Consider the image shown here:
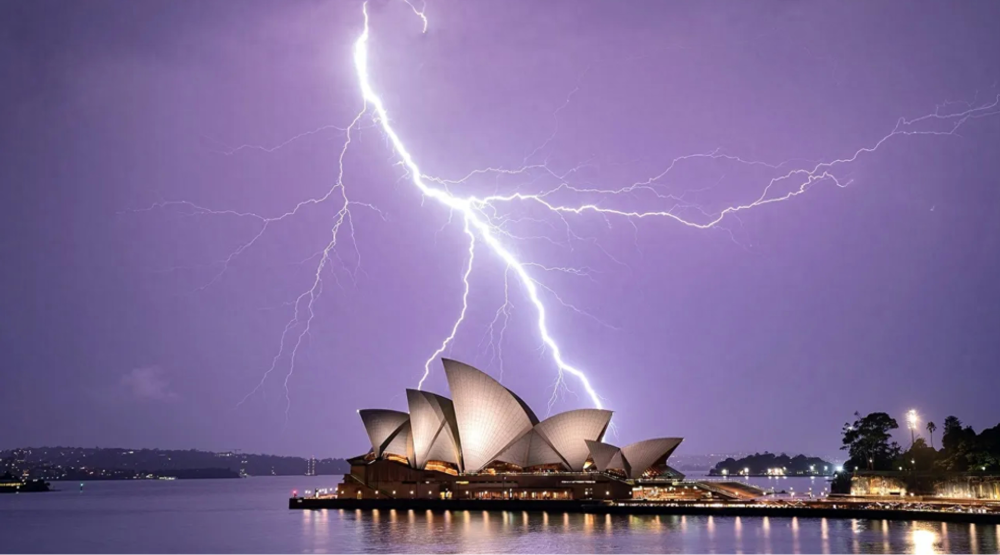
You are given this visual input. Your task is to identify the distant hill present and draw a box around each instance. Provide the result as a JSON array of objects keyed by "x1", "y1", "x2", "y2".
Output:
[
  {"x1": 1, "y1": 447, "x2": 350, "y2": 481},
  {"x1": 709, "y1": 452, "x2": 833, "y2": 476}
]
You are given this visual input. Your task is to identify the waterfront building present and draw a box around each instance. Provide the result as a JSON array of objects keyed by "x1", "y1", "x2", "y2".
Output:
[{"x1": 335, "y1": 358, "x2": 723, "y2": 501}]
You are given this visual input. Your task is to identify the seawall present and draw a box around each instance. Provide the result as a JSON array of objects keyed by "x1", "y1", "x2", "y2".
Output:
[{"x1": 290, "y1": 497, "x2": 1000, "y2": 524}]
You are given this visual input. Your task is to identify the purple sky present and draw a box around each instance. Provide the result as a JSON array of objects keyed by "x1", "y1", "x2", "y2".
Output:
[{"x1": 2, "y1": 0, "x2": 999, "y2": 461}]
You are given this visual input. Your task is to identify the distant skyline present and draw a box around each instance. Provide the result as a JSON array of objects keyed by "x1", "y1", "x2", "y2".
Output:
[{"x1": 2, "y1": 0, "x2": 999, "y2": 459}]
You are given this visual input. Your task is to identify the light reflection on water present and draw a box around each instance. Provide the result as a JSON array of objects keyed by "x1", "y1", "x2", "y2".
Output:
[{"x1": 320, "y1": 509, "x2": 998, "y2": 554}]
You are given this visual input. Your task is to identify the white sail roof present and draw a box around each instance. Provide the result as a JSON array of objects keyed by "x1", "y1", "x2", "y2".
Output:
[
  {"x1": 620, "y1": 438, "x2": 683, "y2": 479},
  {"x1": 358, "y1": 409, "x2": 411, "y2": 460},
  {"x1": 534, "y1": 409, "x2": 613, "y2": 471},
  {"x1": 443, "y1": 358, "x2": 537, "y2": 472},
  {"x1": 585, "y1": 437, "x2": 683, "y2": 479},
  {"x1": 406, "y1": 389, "x2": 462, "y2": 470},
  {"x1": 585, "y1": 439, "x2": 624, "y2": 472}
]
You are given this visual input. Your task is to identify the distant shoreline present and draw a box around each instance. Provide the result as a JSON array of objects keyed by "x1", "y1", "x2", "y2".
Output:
[
  {"x1": 47, "y1": 473, "x2": 348, "y2": 482},
  {"x1": 3, "y1": 447, "x2": 350, "y2": 482},
  {"x1": 709, "y1": 473, "x2": 834, "y2": 478}
]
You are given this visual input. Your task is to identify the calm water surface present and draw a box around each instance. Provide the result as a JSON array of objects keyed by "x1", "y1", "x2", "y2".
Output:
[{"x1": 1, "y1": 477, "x2": 997, "y2": 553}]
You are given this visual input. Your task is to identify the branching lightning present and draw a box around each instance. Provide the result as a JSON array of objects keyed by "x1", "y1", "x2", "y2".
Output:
[
  {"x1": 213, "y1": 123, "x2": 349, "y2": 156},
  {"x1": 401, "y1": 0, "x2": 428, "y2": 34},
  {"x1": 131, "y1": 0, "x2": 1000, "y2": 423},
  {"x1": 418, "y1": 218, "x2": 476, "y2": 390},
  {"x1": 236, "y1": 106, "x2": 371, "y2": 420},
  {"x1": 481, "y1": 265, "x2": 512, "y2": 383},
  {"x1": 351, "y1": 1, "x2": 999, "y2": 414},
  {"x1": 352, "y1": 2, "x2": 607, "y2": 410}
]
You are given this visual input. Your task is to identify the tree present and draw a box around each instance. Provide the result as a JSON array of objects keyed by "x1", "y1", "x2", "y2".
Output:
[
  {"x1": 937, "y1": 420, "x2": 1000, "y2": 472},
  {"x1": 895, "y1": 437, "x2": 939, "y2": 471},
  {"x1": 841, "y1": 412, "x2": 902, "y2": 471},
  {"x1": 942, "y1": 416, "x2": 965, "y2": 452},
  {"x1": 926, "y1": 421, "x2": 937, "y2": 449},
  {"x1": 939, "y1": 415, "x2": 980, "y2": 471}
]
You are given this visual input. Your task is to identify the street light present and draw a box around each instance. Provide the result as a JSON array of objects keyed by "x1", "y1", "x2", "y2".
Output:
[{"x1": 907, "y1": 409, "x2": 919, "y2": 448}]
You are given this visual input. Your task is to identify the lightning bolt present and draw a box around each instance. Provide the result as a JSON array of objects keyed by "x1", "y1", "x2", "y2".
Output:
[
  {"x1": 418, "y1": 217, "x2": 475, "y2": 390},
  {"x1": 130, "y1": 0, "x2": 1000, "y2": 424},
  {"x1": 485, "y1": 265, "x2": 512, "y2": 382},
  {"x1": 235, "y1": 106, "x2": 371, "y2": 422},
  {"x1": 353, "y1": 2, "x2": 1000, "y2": 414},
  {"x1": 480, "y1": 98, "x2": 1000, "y2": 229},
  {"x1": 401, "y1": 0, "x2": 428, "y2": 34},
  {"x1": 210, "y1": 123, "x2": 349, "y2": 156},
  {"x1": 354, "y1": 3, "x2": 606, "y2": 409}
]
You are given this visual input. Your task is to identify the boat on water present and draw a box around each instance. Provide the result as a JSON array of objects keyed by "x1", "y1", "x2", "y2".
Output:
[{"x1": 0, "y1": 472, "x2": 50, "y2": 493}]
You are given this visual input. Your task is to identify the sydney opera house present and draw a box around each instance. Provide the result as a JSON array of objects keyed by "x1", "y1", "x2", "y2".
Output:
[{"x1": 334, "y1": 359, "x2": 690, "y2": 501}]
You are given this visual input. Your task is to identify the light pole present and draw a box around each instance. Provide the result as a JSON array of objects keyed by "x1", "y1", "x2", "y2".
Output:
[{"x1": 907, "y1": 409, "x2": 919, "y2": 448}]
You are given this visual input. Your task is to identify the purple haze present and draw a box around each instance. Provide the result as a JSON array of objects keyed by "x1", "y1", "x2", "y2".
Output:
[{"x1": 1, "y1": 0, "x2": 999, "y2": 460}]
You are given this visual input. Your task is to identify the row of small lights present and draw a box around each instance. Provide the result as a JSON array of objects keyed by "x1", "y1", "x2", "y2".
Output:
[
  {"x1": 294, "y1": 488, "x2": 615, "y2": 498},
  {"x1": 721, "y1": 464, "x2": 836, "y2": 476}
]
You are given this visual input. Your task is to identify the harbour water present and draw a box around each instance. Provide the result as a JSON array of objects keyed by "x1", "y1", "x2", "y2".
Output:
[{"x1": 1, "y1": 476, "x2": 997, "y2": 554}]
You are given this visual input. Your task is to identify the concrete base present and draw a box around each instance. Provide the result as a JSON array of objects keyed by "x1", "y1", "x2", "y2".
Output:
[{"x1": 290, "y1": 497, "x2": 1000, "y2": 524}]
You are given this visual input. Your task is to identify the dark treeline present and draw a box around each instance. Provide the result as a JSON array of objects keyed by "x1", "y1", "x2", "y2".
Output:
[
  {"x1": 840, "y1": 413, "x2": 999, "y2": 472},
  {"x1": 833, "y1": 412, "x2": 1000, "y2": 492},
  {"x1": 710, "y1": 453, "x2": 833, "y2": 476}
]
